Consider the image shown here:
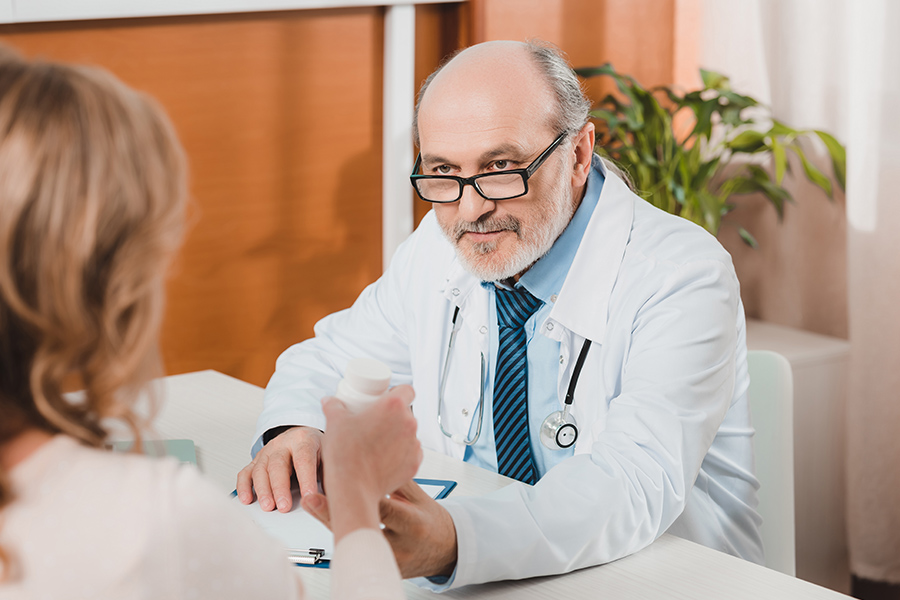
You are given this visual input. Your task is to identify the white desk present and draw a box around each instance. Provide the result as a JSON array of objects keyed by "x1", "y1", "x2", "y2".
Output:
[{"x1": 151, "y1": 370, "x2": 850, "y2": 600}]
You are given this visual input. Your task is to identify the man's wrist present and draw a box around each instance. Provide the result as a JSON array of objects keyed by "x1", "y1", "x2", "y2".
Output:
[
  {"x1": 262, "y1": 425, "x2": 296, "y2": 445},
  {"x1": 436, "y1": 540, "x2": 458, "y2": 578}
]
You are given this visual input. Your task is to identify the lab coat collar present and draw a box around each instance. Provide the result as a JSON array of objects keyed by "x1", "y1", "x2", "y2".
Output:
[
  {"x1": 442, "y1": 255, "x2": 481, "y2": 308},
  {"x1": 548, "y1": 157, "x2": 634, "y2": 345}
]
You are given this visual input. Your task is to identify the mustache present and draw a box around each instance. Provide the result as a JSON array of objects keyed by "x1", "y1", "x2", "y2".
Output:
[{"x1": 451, "y1": 216, "x2": 521, "y2": 241}]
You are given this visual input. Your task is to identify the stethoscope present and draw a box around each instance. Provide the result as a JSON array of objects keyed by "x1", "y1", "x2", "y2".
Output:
[{"x1": 437, "y1": 306, "x2": 592, "y2": 450}]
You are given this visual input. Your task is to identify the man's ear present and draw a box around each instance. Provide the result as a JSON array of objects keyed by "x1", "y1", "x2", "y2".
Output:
[{"x1": 570, "y1": 122, "x2": 595, "y2": 188}]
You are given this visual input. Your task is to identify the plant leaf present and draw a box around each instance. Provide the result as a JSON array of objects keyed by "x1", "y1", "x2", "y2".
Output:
[
  {"x1": 720, "y1": 90, "x2": 758, "y2": 109},
  {"x1": 683, "y1": 90, "x2": 705, "y2": 103},
  {"x1": 576, "y1": 61, "x2": 846, "y2": 250},
  {"x1": 728, "y1": 130, "x2": 767, "y2": 152},
  {"x1": 787, "y1": 143, "x2": 834, "y2": 197},
  {"x1": 695, "y1": 188, "x2": 723, "y2": 234},
  {"x1": 814, "y1": 130, "x2": 847, "y2": 190},
  {"x1": 738, "y1": 227, "x2": 759, "y2": 248},
  {"x1": 700, "y1": 68, "x2": 730, "y2": 91},
  {"x1": 771, "y1": 138, "x2": 787, "y2": 185},
  {"x1": 722, "y1": 165, "x2": 793, "y2": 219},
  {"x1": 769, "y1": 120, "x2": 797, "y2": 137},
  {"x1": 589, "y1": 108, "x2": 622, "y2": 130},
  {"x1": 574, "y1": 63, "x2": 616, "y2": 79},
  {"x1": 689, "y1": 99, "x2": 717, "y2": 140},
  {"x1": 658, "y1": 86, "x2": 685, "y2": 106}
]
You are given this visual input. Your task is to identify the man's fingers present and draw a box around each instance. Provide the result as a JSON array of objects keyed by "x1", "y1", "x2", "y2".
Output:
[
  {"x1": 235, "y1": 464, "x2": 256, "y2": 504},
  {"x1": 380, "y1": 480, "x2": 429, "y2": 529},
  {"x1": 378, "y1": 485, "x2": 458, "y2": 579},
  {"x1": 390, "y1": 479, "x2": 429, "y2": 503},
  {"x1": 378, "y1": 494, "x2": 410, "y2": 529},
  {"x1": 294, "y1": 442, "x2": 321, "y2": 498},
  {"x1": 300, "y1": 492, "x2": 332, "y2": 529},
  {"x1": 267, "y1": 452, "x2": 295, "y2": 512},
  {"x1": 251, "y1": 456, "x2": 276, "y2": 512}
]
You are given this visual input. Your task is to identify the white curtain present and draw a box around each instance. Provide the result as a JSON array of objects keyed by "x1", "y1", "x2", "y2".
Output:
[{"x1": 702, "y1": 0, "x2": 900, "y2": 586}]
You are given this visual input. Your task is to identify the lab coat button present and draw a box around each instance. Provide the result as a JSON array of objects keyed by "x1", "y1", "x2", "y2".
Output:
[
  {"x1": 461, "y1": 408, "x2": 469, "y2": 416},
  {"x1": 546, "y1": 322, "x2": 555, "y2": 331},
  {"x1": 479, "y1": 326, "x2": 487, "y2": 334},
  {"x1": 452, "y1": 288, "x2": 460, "y2": 296}
]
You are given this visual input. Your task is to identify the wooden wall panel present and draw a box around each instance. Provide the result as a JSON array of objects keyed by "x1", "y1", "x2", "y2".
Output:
[
  {"x1": 467, "y1": 0, "x2": 698, "y2": 106},
  {"x1": 0, "y1": 9, "x2": 387, "y2": 387}
]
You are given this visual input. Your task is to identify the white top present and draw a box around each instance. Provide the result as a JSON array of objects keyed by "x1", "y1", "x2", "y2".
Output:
[
  {"x1": 256, "y1": 158, "x2": 764, "y2": 588},
  {"x1": 0, "y1": 436, "x2": 403, "y2": 600}
]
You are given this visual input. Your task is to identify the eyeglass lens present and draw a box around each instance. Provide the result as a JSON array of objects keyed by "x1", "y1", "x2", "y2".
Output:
[{"x1": 416, "y1": 172, "x2": 525, "y2": 203}]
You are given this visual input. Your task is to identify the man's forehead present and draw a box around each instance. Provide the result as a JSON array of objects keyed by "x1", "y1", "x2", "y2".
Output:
[
  {"x1": 418, "y1": 49, "x2": 557, "y2": 158},
  {"x1": 420, "y1": 44, "x2": 556, "y2": 129}
]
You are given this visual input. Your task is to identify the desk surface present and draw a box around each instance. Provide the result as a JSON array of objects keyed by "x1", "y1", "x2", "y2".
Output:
[{"x1": 151, "y1": 370, "x2": 849, "y2": 600}]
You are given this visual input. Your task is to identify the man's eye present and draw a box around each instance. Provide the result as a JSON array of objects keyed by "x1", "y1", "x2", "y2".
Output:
[
  {"x1": 492, "y1": 160, "x2": 509, "y2": 170},
  {"x1": 436, "y1": 165, "x2": 452, "y2": 174}
]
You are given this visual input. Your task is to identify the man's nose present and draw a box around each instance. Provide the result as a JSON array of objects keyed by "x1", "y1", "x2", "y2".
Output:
[{"x1": 456, "y1": 183, "x2": 496, "y2": 223}]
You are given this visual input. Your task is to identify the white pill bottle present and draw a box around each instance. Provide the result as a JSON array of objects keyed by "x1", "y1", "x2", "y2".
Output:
[{"x1": 335, "y1": 357, "x2": 392, "y2": 412}]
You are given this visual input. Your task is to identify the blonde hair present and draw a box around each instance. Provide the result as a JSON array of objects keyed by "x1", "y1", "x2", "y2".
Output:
[{"x1": 0, "y1": 48, "x2": 187, "y2": 574}]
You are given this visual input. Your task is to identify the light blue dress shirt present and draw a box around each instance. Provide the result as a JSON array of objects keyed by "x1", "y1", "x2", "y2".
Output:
[{"x1": 463, "y1": 166, "x2": 604, "y2": 478}]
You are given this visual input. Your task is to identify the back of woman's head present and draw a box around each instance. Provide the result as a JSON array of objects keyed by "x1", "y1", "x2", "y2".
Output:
[{"x1": 0, "y1": 48, "x2": 187, "y2": 451}]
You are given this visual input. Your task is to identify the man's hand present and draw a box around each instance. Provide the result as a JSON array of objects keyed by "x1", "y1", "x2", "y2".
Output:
[
  {"x1": 235, "y1": 425, "x2": 324, "y2": 512},
  {"x1": 303, "y1": 478, "x2": 458, "y2": 579},
  {"x1": 380, "y1": 479, "x2": 458, "y2": 579}
]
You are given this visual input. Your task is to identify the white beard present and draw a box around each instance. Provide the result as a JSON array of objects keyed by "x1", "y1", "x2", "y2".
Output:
[{"x1": 440, "y1": 175, "x2": 577, "y2": 282}]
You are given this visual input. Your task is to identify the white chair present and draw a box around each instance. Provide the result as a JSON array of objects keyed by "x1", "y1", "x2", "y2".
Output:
[{"x1": 747, "y1": 350, "x2": 796, "y2": 576}]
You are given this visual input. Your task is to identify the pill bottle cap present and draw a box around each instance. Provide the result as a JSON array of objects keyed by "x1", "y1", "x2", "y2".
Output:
[{"x1": 340, "y1": 357, "x2": 391, "y2": 400}]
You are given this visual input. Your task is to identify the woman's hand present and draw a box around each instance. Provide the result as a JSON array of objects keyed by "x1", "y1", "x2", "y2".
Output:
[{"x1": 303, "y1": 385, "x2": 422, "y2": 542}]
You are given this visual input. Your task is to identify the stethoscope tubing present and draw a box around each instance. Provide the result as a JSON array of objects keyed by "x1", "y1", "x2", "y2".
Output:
[{"x1": 437, "y1": 304, "x2": 591, "y2": 448}]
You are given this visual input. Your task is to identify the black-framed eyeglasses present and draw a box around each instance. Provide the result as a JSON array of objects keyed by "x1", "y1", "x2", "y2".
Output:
[{"x1": 410, "y1": 131, "x2": 568, "y2": 203}]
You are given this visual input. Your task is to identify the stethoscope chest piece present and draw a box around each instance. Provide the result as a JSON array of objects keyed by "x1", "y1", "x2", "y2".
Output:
[
  {"x1": 540, "y1": 407, "x2": 578, "y2": 449},
  {"x1": 538, "y1": 337, "x2": 592, "y2": 450}
]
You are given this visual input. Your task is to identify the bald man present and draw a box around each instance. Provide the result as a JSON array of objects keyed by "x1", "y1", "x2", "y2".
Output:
[{"x1": 237, "y1": 40, "x2": 764, "y2": 588}]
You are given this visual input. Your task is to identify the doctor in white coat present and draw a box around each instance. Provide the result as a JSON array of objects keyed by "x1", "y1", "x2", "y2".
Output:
[{"x1": 237, "y1": 40, "x2": 764, "y2": 588}]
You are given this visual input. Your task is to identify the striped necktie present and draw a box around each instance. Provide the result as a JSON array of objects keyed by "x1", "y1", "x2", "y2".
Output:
[{"x1": 493, "y1": 286, "x2": 543, "y2": 484}]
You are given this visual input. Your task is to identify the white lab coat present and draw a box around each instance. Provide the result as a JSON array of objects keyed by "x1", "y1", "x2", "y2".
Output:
[{"x1": 256, "y1": 158, "x2": 764, "y2": 587}]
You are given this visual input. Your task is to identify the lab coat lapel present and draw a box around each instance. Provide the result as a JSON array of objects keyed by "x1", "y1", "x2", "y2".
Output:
[{"x1": 549, "y1": 161, "x2": 635, "y2": 345}]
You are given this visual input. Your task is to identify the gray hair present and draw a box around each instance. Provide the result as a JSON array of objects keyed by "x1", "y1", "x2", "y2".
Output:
[{"x1": 412, "y1": 40, "x2": 592, "y2": 146}]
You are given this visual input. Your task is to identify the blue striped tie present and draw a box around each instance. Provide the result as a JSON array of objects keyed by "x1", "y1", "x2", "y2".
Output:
[{"x1": 493, "y1": 286, "x2": 543, "y2": 484}]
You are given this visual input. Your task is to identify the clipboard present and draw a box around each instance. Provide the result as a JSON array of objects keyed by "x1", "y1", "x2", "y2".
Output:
[{"x1": 233, "y1": 478, "x2": 456, "y2": 568}]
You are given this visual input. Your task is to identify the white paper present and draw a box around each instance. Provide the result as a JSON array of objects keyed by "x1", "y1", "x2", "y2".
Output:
[{"x1": 235, "y1": 481, "x2": 449, "y2": 562}]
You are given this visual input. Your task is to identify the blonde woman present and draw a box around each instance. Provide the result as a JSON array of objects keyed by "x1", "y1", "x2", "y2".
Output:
[{"x1": 0, "y1": 50, "x2": 417, "y2": 599}]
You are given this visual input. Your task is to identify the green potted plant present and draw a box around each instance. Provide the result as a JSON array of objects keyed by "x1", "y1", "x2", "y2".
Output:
[{"x1": 575, "y1": 64, "x2": 847, "y2": 247}]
